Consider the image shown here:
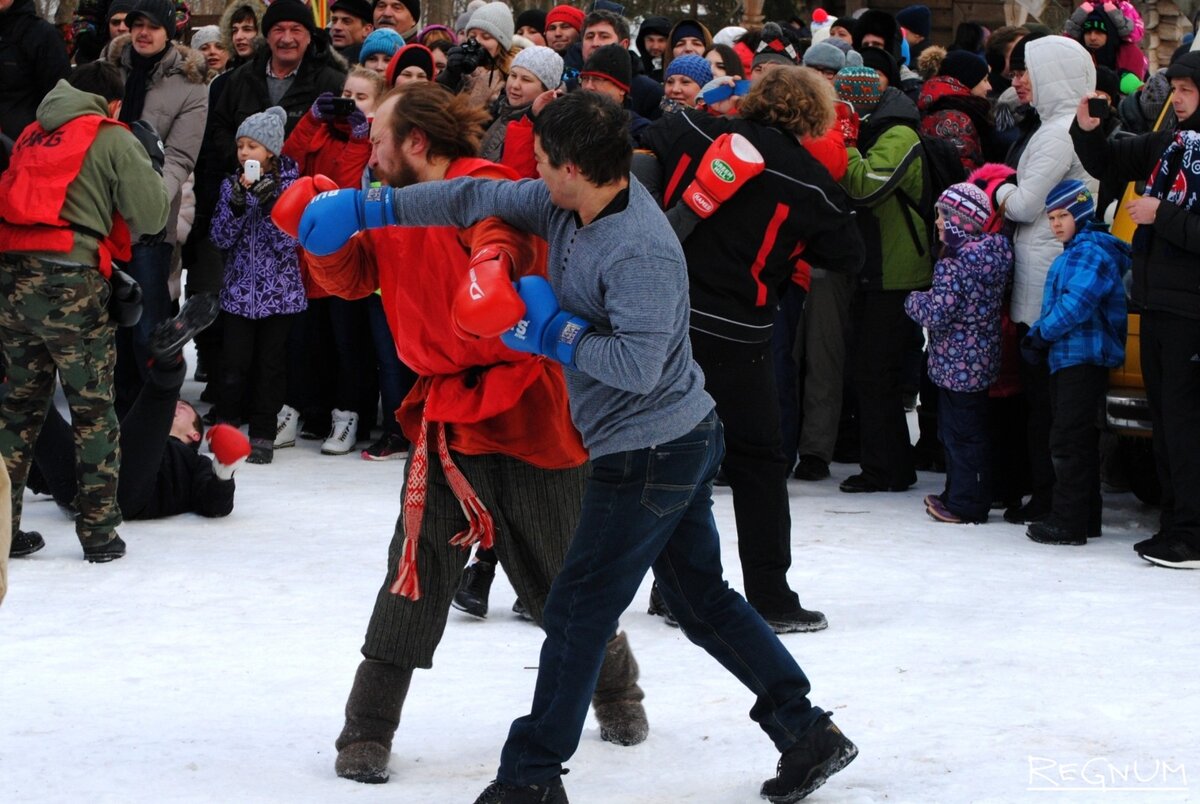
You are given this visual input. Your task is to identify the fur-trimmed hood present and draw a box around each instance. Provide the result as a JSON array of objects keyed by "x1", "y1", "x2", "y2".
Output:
[
  {"x1": 103, "y1": 34, "x2": 208, "y2": 86},
  {"x1": 219, "y1": 0, "x2": 269, "y2": 62}
]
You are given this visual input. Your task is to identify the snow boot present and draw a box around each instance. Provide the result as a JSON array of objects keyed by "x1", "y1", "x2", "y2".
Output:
[
  {"x1": 335, "y1": 660, "x2": 413, "y2": 784},
  {"x1": 474, "y1": 773, "x2": 568, "y2": 803},
  {"x1": 247, "y1": 438, "x2": 273, "y2": 464},
  {"x1": 592, "y1": 631, "x2": 648, "y2": 746},
  {"x1": 148, "y1": 293, "x2": 220, "y2": 364},
  {"x1": 275, "y1": 405, "x2": 299, "y2": 448},
  {"x1": 322, "y1": 409, "x2": 359, "y2": 455},
  {"x1": 81, "y1": 532, "x2": 125, "y2": 563},
  {"x1": 452, "y1": 560, "x2": 495, "y2": 619},
  {"x1": 10, "y1": 529, "x2": 45, "y2": 557},
  {"x1": 760, "y1": 712, "x2": 858, "y2": 802}
]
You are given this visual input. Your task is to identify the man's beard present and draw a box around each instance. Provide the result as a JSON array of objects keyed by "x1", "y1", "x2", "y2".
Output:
[{"x1": 375, "y1": 154, "x2": 419, "y2": 189}]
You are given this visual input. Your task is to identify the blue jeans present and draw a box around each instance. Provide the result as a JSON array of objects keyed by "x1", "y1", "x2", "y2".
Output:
[
  {"x1": 366, "y1": 294, "x2": 415, "y2": 436},
  {"x1": 497, "y1": 410, "x2": 822, "y2": 786}
]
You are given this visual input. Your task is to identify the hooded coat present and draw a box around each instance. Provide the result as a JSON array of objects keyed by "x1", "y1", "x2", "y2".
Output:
[
  {"x1": 994, "y1": 36, "x2": 1095, "y2": 325},
  {"x1": 635, "y1": 16, "x2": 672, "y2": 82},
  {"x1": 917, "y1": 75, "x2": 990, "y2": 172},
  {"x1": 219, "y1": 0, "x2": 269, "y2": 67},
  {"x1": 103, "y1": 35, "x2": 209, "y2": 244},
  {"x1": 661, "y1": 18, "x2": 713, "y2": 78}
]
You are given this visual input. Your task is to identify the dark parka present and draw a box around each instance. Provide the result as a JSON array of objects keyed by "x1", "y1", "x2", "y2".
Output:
[{"x1": 0, "y1": 0, "x2": 70, "y2": 144}]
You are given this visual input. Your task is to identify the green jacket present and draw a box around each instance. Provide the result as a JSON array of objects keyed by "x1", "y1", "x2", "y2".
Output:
[
  {"x1": 22, "y1": 80, "x2": 169, "y2": 266},
  {"x1": 841, "y1": 88, "x2": 932, "y2": 292}
]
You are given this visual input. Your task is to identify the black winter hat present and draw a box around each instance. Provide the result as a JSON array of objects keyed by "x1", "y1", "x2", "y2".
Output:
[
  {"x1": 581, "y1": 43, "x2": 631, "y2": 93},
  {"x1": 262, "y1": 0, "x2": 316, "y2": 35},
  {"x1": 515, "y1": 8, "x2": 546, "y2": 34},
  {"x1": 330, "y1": 0, "x2": 373, "y2": 23},
  {"x1": 853, "y1": 9, "x2": 899, "y2": 57},
  {"x1": 1165, "y1": 50, "x2": 1200, "y2": 84},
  {"x1": 939, "y1": 51, "x2": 988, "y2": 90},
  {"x1": 1006, "y1": 31, "x2": 1046, "y2": 72},
  {"x1": 125, "y1": 0, "x2": 175, "y2": 31},
  {"x1": 860, "y1": 45, "x2": 900, "y2": 88}
]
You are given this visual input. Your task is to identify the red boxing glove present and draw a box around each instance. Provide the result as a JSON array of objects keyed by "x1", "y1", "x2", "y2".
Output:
[
  {"x1": 451, "y1": 247, "x2": 526, "y2": 339},
  {"x1": 681, "y1": 132, "x2": 765, "y2": 219},
  {"x1": 271, "y1": 174, "x2": 338, "y2": 238},
  {"x1": 205, "y1": 423, "x2": 251, "y2": 480}
]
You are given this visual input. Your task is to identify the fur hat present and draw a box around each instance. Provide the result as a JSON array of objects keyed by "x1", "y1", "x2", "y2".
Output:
[
  {"x1": 466, "y1": 1, "x2": 515, "y2": 51},
  {"x1": 834, "y1": 65, "x2": 884, "y2": 113},
  {"x1": 190, "y1": 24, "x2": 222, "y2": 50},
  {"x1": 581, "y1": 43, "x2": 631, "y2": 93},
  {"x1": 386, "y1": 43, "x2": 435, "y2": 84},
  {"x1": 545, "y1": 4, "x2": 584, "y2": 33},
  {"x1": 664, "y1": 53, "x2": 713, "y2": 86},
  {"x1": 261, "y1": 0, "x2": 316, "y2": 35},
  {"x1": 937, "y1": 182, "x2": 993, "y2": 241},
  {"x1": 896, "y1": 5, "x2": 932, "y2": 39},
  {"x1": 939, "y1": 51, "x2": 988, "y2": 90},
  {"x1": 853, "y1": 9, "x2": 900, "y2": 56},
  {"x1": 512, "y1": 44, "x2": 563, "y2": 90},
  {"x1": 360, "y1": 28, "x2": 405, "y2": 63},
  {"x1": 1046, "y1": 179, "x2": 1095, "y2": 226},
  {"x1": 236, "y1": 105, "x2": 287, "y2": 156}
]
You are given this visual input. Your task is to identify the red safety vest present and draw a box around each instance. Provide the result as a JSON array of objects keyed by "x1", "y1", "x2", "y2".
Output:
[{"x1": 0, "y1": 114, "x2": 132, "y2": 277}]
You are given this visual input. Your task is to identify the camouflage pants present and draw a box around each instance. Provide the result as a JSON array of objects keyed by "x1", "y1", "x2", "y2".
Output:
[{"x1": 0, "y1": 254, "x2": 121, "y2": 543}]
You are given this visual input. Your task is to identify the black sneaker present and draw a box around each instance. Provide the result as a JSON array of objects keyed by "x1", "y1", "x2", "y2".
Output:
[
  {"x1": 1003, "y1": 498, "x2": 1051, "y2": 525},
  {"x1": 452, "y1": 561, "x2": 495, "y2": 619},
  {"x1": 760, "y1": 713, "x2": 858, "y2": 803},
  {"x1": 361, "y1": 432, "x2": 409, "y2": 461},
  {"x1": 838, "y1": 474, "x2": 909, "y2": 493},
  {"x1": 760, "y1": 606, "x2": 829, "y2": 634},
  {"x1": 647, "y1": 582, "x2": 679, "y2": 628},
  {"x1": 792, "y1": 455, "x2": 830, "y2": 482},
  {"x1": 82, "y1": 533, "x2": 126, "y2": 563},
  {"x1": 1026, "y1": 520, "x2": 1087, "y2": 546},
  {"x1": 1134, "y1": 531, "x2": 1167, "y2": 554},
  {"x1": 10, "y1": 529, "x2": 45, "y2": 557},
  {"x1": 472, "y1": 775, "x2": 568, "y2": 804},
  {"x1": 149, "y1": 293, "x2": 220, "y2": 363},
  {"x1": 1139, "y1": 536, "x2": 1200, "y2": 569}
]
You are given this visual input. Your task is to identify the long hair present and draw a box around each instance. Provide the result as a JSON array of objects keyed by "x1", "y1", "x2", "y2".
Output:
[{"x1": 387, "y1": 82, "x2": 490, "y2": 161}]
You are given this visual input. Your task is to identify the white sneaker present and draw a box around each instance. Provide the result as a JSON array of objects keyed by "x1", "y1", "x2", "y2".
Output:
[
  {"x1": 322, "y1": 409, "x2": 359, "y2": 455},
  {"x1": 275, "y1": 405, "x2": 300, "y2": 448}
]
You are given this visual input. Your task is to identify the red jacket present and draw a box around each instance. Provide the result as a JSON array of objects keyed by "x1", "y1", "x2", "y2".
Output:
[{"x1": 304, "y1": 158, "x2": 586, "y2": 469}]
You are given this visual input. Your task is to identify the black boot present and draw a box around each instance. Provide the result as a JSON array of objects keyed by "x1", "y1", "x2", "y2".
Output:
[
  {"x1": 646, "y1": 581, "x2": 678, "y2": 628},
  {"x1": 473, "y1": 774, "x2": 568, "y2": 803},
  {"x1": 149, "y1": 293, "x2": 220, "y2": 364},
  {"x1": 592, "y1": 631, "x2": 648, "y2": 746},
  {"x1": 10, "y1": 529, "x2": 45, "y2": 557},
  {"x1": 452, "y1": 561, "x2": 495, "y2": 619},
  {"x1": 334, "y1": 660, "x2": 413, "y2": 784},
  {"x1": 81, "y1": 533, "x2": 125, "y2": 563},
  {"x1": 760, "y1": 712, "x2": 858, "y2": 803}
]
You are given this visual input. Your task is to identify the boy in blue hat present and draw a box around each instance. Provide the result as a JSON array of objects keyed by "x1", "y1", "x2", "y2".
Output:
[{"x1": 1022, "y1": 180, "x2": 1129, "y2": 546}]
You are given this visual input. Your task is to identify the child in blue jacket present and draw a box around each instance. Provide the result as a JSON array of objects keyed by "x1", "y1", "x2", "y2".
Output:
[
  {"x1": 906, "y1": 181, "x2": 1014, "y2": 523},
  {"x1": 1022, "y1": 180, "x2": 1129, "y2": 545}
]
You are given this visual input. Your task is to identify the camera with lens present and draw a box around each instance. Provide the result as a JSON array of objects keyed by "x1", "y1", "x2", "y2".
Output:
[{"x1": 457, "y1": 37, "x2": 492, "y2": 72}]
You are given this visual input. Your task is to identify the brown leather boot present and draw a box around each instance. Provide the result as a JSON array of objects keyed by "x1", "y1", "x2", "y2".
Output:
[
  {"x1": 591, "y1": 631, "x2": 648, "y2": 746},
  {"x1": 334, "y1": 659, "x2": 413, "y2": 783}
]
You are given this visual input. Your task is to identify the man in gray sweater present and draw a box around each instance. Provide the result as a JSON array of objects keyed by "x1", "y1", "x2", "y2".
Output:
[{"x1": 297, "y1": 91, "x2": 857, "y2": 804}]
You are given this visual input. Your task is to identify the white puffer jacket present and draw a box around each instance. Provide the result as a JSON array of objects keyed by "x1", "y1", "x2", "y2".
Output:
[{"x1": 995, "y1": 36, "x2": 1097, "y2": 325}]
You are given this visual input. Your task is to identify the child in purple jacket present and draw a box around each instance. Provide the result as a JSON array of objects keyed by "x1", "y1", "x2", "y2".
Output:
[
  {"x1": 905, "y1": 181, "x2": 1015, "y2": 523},
  {"x1": 209, "y1": 106, "x2": 307, "y2": 465}
]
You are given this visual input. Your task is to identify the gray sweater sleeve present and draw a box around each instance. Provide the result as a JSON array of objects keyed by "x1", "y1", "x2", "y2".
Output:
[{"x1": 388, "y1": 177, "x2": 554, "y2": 238}]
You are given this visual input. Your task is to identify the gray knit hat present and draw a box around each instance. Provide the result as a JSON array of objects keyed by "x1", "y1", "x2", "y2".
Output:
[
  {"x1": 466, "y1": 1, "x2": 514, "y2": 51},
  {"x1": 803, "y1": 41, "x2": 847, "y2": 72},
  {"x1": 511, "y1": 45, "x2": 563, "y2": 90},
  {"x1": 236, "y1": 106, "x2": 287, "y2": 156},
  {"x1": 190, "y1": 25, "x2": 222, "y2": 50}
]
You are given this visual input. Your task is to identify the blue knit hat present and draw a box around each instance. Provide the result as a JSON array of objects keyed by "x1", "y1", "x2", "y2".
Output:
[
  {"x1": 360, "y1": 29, "x2": 405, "y2": 64},
  {"x1": 664, "y1": 53, "x2": 713, "y2": 87},
  {"x1": 1046, "y1": 179, "x2": 1095, "y2": 226}
]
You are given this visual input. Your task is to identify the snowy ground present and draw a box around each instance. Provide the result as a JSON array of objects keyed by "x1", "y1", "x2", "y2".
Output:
[{"x1": 2, "y1": 370, "x2": 1197, "y2": 804}]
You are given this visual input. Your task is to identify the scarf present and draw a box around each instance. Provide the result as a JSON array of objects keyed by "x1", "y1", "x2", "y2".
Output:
[
  {"x1": 120, "y1": 43, "x2": 172, "y2": 124},
  {"x1": 1133, "y1": 129, "x2": 1200, "y2": 255}
]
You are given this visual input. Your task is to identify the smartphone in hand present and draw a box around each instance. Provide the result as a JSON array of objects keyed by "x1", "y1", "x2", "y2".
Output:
[
  {"x1": 244, "y1": 159, "x2": 261, "y2": 183},
  {"x1": 1087, "y1": 96, "x2": 1109, "y2": 119},
  {"x1": 331, "y1": 97, "x2": 358, "y2": 116}
]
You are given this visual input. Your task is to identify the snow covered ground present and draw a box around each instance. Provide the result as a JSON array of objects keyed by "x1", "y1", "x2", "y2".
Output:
[{"x1": 2, "y1": 375, "x2": 1197, "y2": 804}]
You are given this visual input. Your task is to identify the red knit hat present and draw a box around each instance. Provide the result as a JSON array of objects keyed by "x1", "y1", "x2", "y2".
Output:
[{"x1": 545, "y1": 4, "x2": 584, "y2": 33}]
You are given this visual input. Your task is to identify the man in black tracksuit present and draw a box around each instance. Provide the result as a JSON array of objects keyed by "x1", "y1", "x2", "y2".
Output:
[
  {"x1": 1071, "y1": 52, "x2": 1200, "y2": 569},
  {"x1": 636, "y1": 68, "x2": 864, "y2": 631}
]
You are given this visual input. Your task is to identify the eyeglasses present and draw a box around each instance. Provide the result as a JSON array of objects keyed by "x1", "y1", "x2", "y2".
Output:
[{"x1": 1006, "y1": 68, "x2": 1027, "y2": 81}]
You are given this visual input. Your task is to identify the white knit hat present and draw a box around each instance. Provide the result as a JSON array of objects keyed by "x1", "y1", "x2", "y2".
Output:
[
  {"x1": 466, "y1": 1, "x2": 514, "y2": 51},
  {"x1": 190, "y1": 25, "x2": 222, "y2": 51},
  {"x1": 511, "y1": 45, "x2": 563, "y2": 90}
]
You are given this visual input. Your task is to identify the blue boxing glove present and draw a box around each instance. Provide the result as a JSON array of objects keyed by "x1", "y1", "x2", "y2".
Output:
[
  {"x1": 296, "y1": 186, "x2": 397, "y2": 256},
  {"x1": 501, "y1": 276, "x2": 593, "y2": 369}
]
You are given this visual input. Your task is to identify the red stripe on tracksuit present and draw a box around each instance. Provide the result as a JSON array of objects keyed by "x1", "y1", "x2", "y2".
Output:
[{"x1": 750, "y1": 203, "x2": 790, "y2": 306}]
